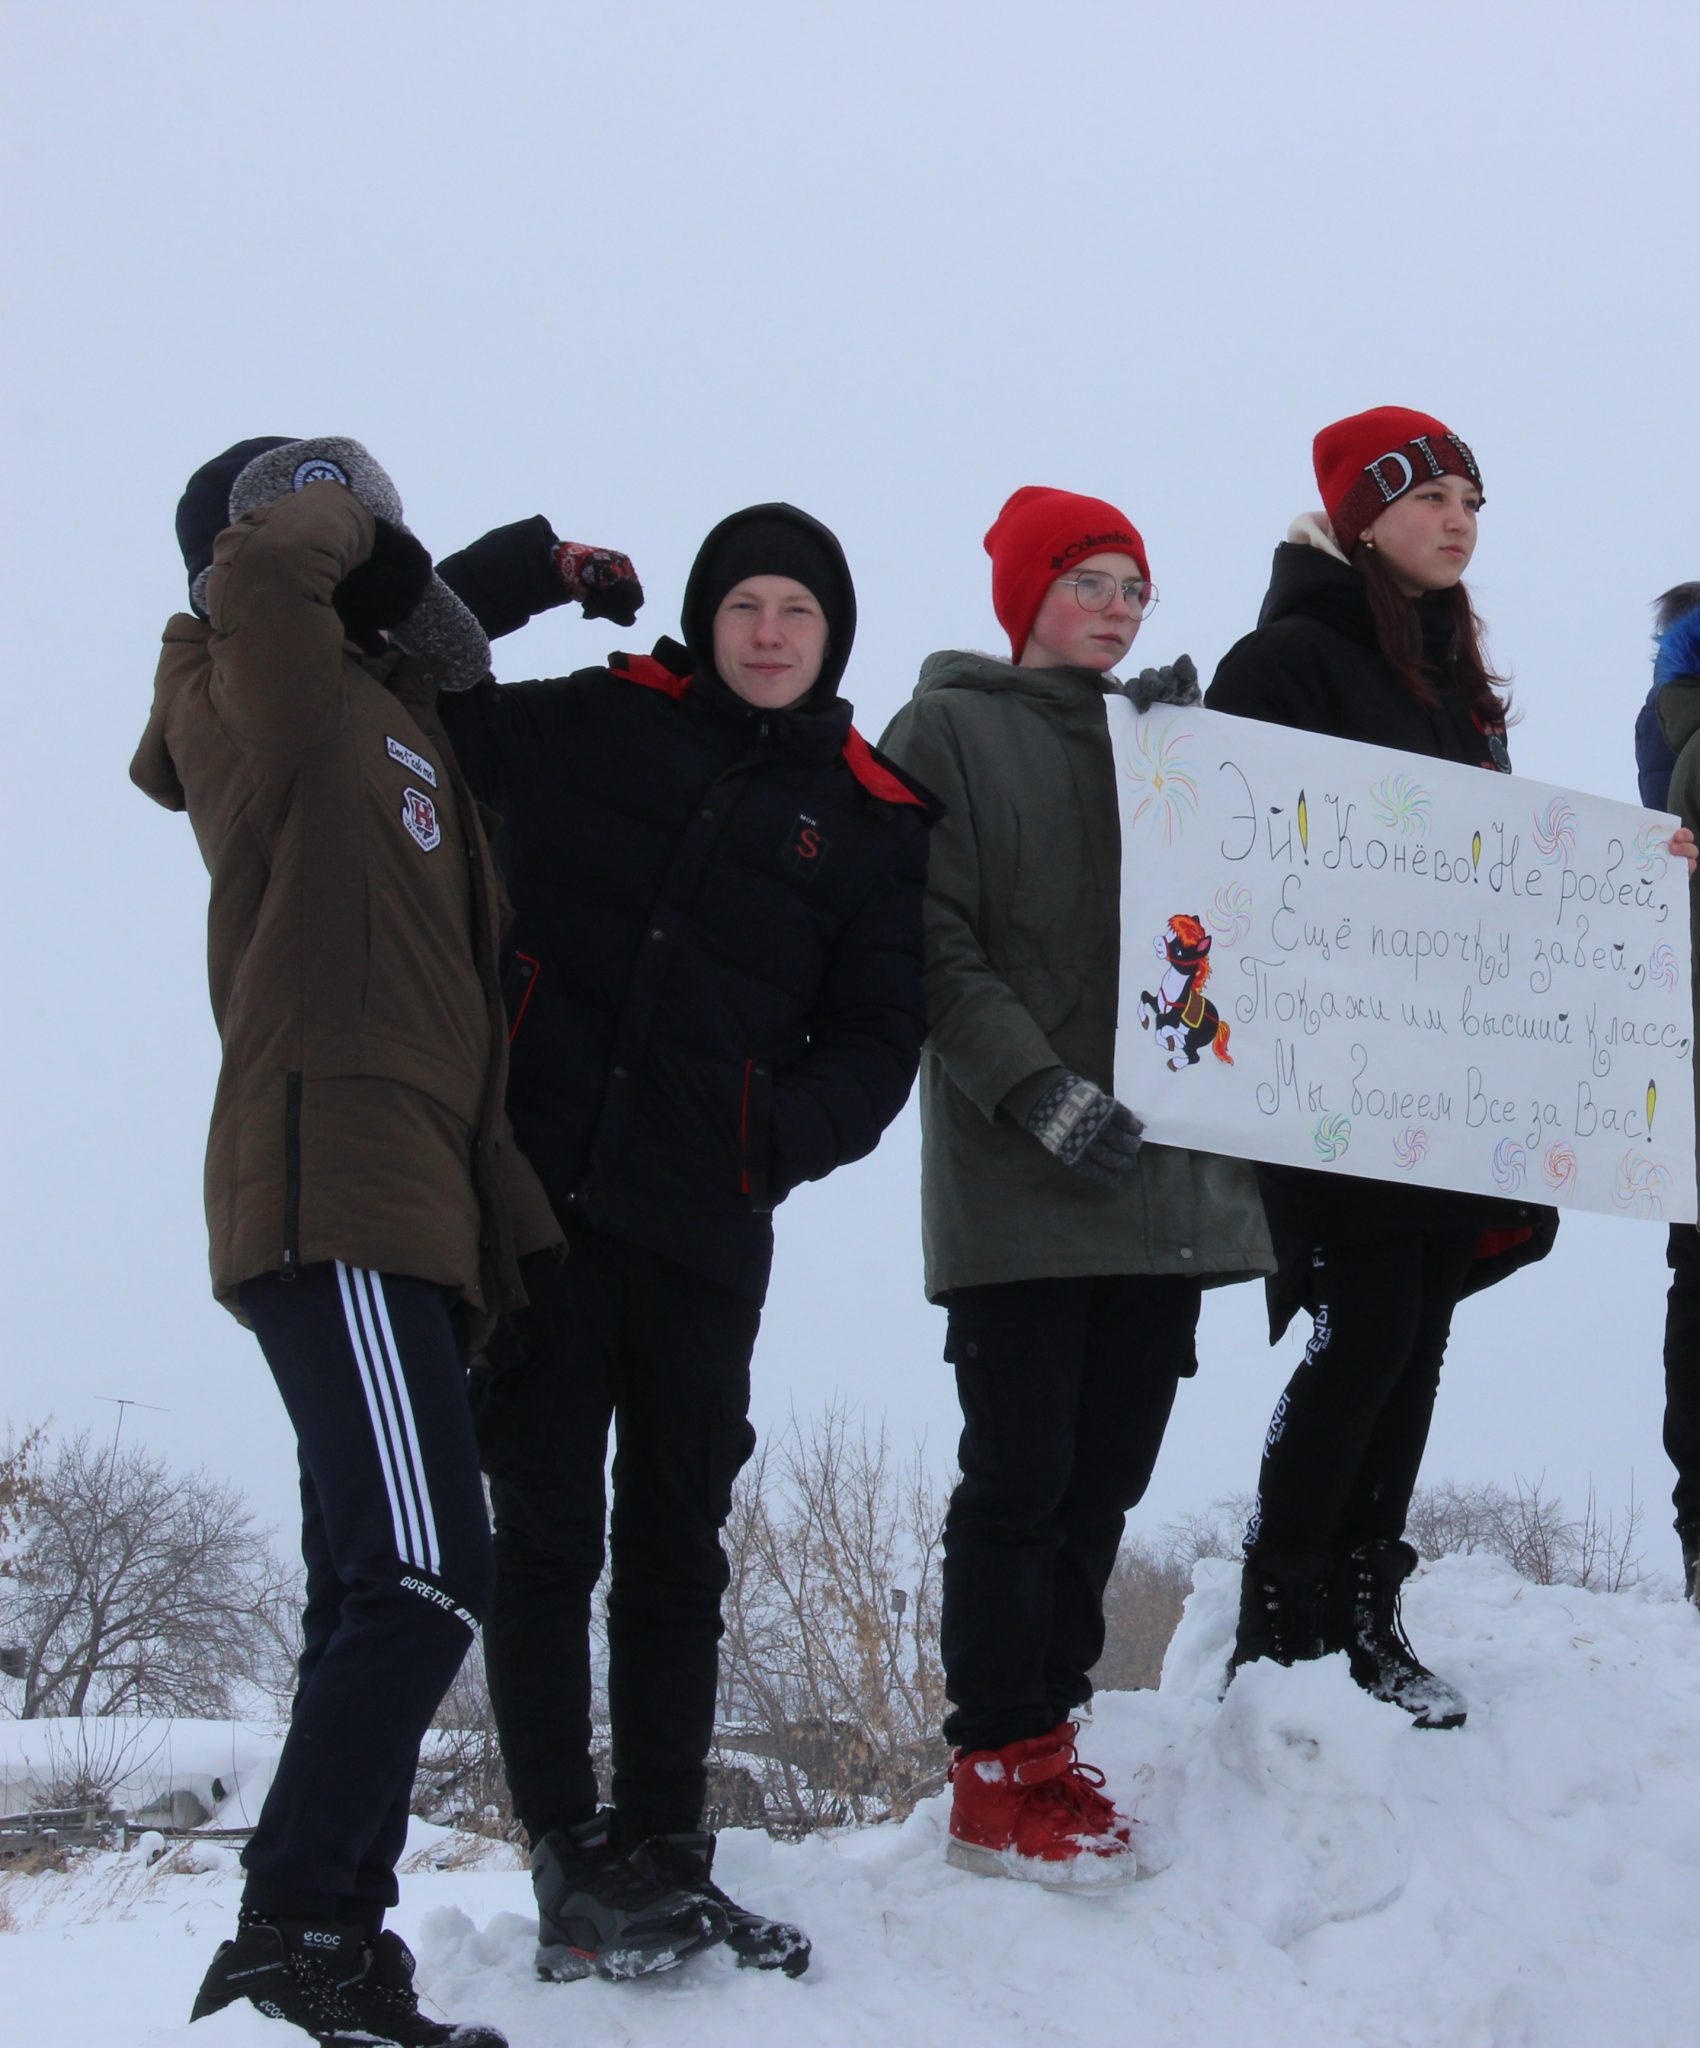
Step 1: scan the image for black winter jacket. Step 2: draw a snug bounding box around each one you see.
[438,637,935,1302]
[1207,535,1556,1328]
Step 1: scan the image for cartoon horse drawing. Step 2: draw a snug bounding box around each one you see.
[1138,914,1233,1070]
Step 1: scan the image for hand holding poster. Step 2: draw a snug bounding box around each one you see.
[1109,700,1697,1224]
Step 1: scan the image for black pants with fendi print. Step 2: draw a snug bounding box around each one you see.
[474,1226,761,1850]
[1243,1229,1480,1565]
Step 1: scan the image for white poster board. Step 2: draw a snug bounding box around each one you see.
[1109,700,1697,1225]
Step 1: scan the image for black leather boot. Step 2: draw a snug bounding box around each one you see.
[1336,1539,1467,1730]
[1225,1551,1330,1690]
[628,1830,811,1976]
[189,1917,372,2040]
[530,1811,728,1982]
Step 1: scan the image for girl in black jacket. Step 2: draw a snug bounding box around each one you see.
[1205,407,1540,1729]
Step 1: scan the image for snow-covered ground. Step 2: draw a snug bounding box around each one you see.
[5,1555,1697,2048]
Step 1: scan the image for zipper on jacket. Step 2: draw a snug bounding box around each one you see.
[281,1071,302,1281]
[506,952,541,1043]
[739,1059,754,1194]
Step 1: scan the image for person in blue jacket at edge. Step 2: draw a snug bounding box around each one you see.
[1641,581,1700,1607]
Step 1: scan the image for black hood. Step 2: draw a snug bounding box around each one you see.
[175,435,298,616]
[1257,540,1458,667]
[681,502,857,706]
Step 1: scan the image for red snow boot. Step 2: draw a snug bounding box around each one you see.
[946,1721,1141,1889]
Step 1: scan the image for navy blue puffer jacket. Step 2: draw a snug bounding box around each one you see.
[439,599,936,1302]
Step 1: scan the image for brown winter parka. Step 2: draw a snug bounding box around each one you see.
[130,482,561,1337]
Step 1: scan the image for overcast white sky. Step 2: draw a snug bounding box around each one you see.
[3,0,1695,1564]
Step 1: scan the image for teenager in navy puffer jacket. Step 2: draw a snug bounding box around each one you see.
[435,504,936,1983]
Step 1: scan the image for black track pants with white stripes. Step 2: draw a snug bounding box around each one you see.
[238,1263,494,1923]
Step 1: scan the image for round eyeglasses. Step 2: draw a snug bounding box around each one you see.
[1056,571,1159,620]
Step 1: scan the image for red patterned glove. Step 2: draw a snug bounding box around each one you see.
[552,541,644,627]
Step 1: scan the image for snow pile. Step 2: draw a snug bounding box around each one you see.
[0,1717,283,1830]
[4,1555,1696,2047]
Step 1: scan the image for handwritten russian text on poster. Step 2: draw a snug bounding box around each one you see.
[1109,701,1696,1224]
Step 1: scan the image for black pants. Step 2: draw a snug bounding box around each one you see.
[239,1264,491,1924]
[1666,1224,1700,1530]
[937,1273,1200,1754]
[1245,1229,1478,1562]
[473,1230,761,1848]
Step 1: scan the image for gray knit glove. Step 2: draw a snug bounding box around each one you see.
[1025,1072,1145,1185]
[1125,652,1201,712]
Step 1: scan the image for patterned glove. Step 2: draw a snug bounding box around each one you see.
[1025,1072,1146,1186]
[553,541,645,627]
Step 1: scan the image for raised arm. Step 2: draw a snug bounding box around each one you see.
[204,482,378,751]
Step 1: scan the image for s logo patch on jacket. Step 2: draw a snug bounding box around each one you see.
[401,787,442,852]
[782,811,828,879]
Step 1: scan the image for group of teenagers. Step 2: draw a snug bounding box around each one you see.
[134,405,1700,2045]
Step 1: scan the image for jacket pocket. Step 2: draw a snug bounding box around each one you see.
[739,1059,775,1212]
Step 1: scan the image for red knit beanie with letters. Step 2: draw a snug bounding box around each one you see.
[983,486,1150,660]
[1314,406,1485,552]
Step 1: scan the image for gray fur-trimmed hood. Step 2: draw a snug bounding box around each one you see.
[197,436,492,690]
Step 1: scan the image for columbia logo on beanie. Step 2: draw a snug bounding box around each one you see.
[983,486,1150,662]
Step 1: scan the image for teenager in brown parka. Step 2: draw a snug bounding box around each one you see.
[131,435,575,2048]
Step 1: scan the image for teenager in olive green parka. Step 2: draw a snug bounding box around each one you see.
[880,487,1270,1887]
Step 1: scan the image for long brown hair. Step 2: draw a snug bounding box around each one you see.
[1355,543,1509,729]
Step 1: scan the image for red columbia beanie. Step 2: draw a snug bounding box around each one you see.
[983,487,1150,660]
[1314,407,1484,552]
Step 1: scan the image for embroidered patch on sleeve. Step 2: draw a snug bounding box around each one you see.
[293,457,350,491]
[401,787,442,852]
[386,735,438,786]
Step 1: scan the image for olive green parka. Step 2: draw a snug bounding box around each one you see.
[880,651,1271,1300]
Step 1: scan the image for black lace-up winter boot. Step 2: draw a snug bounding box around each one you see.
[530,1812,728,1981]
[628,1830,812,1976]
[1679,1524,1700,1609]
[343,1930,507,2045]
[1224,1552,1330,1691]
[189,1917,375,2041]
[1336,1538,1467,1730]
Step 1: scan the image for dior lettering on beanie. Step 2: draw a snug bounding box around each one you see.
[983,487,1150,661]
[1313,407,1484,553]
